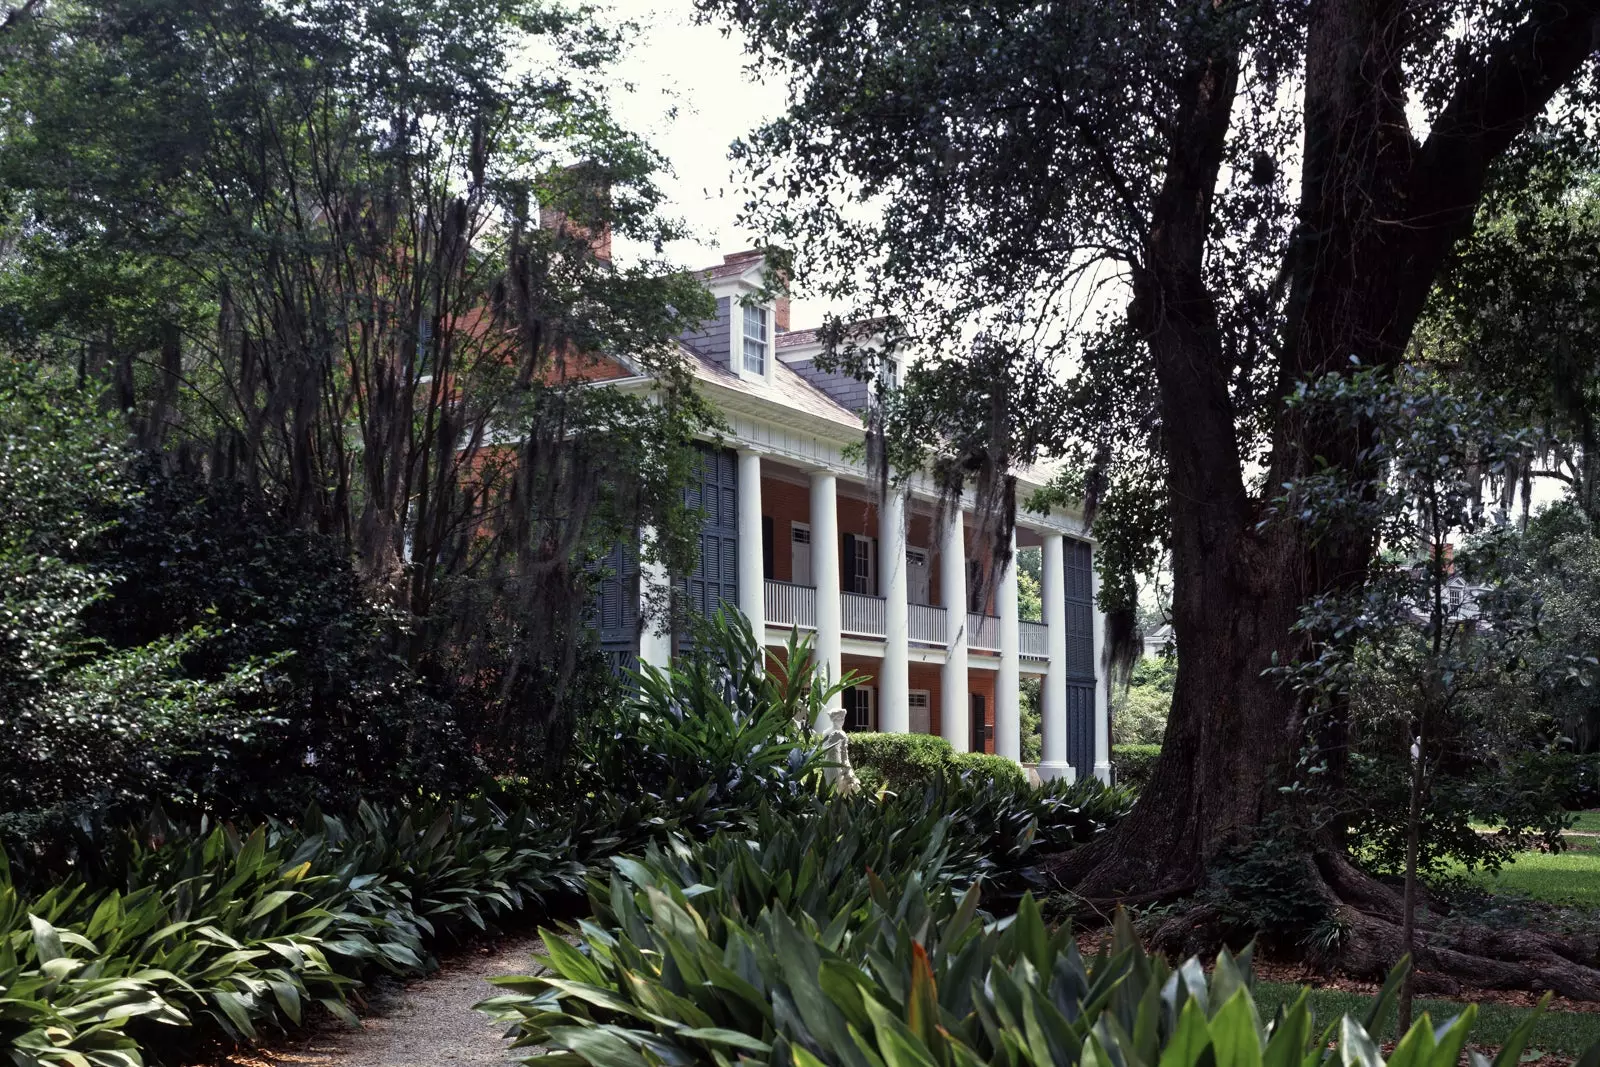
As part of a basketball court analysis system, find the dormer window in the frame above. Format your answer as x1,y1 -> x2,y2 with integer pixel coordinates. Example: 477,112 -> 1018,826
742,303 -> 769,376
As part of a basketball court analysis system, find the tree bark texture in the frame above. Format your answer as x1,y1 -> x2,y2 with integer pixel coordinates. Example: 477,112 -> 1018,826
1061,0 -> 1600,900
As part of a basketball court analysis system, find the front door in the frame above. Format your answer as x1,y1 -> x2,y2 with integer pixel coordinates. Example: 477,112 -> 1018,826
908,689 -> 932,734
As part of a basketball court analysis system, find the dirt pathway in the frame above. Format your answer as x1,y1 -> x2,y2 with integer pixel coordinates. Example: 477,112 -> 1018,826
228,935 -> 546,1067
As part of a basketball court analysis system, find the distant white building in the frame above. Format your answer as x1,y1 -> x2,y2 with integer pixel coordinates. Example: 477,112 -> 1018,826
1141,623 -> 1173,659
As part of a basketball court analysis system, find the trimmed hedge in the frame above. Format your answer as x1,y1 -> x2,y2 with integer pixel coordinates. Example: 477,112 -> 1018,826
952,751 -> 1029,789
1113,742 -> 1161,791
849,732 -> 958,792
849,733 -> 1032,791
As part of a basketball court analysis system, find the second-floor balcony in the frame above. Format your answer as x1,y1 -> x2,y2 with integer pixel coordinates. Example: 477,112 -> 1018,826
763,579 -> 1055,663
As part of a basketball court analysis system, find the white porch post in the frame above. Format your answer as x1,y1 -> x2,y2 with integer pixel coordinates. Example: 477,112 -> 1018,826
736,451 -> 766,639
879,487 -> 911,733
638,525 -> 673,671
940,509 -> 969,751
810,471 -> 843,731
1039,532 -> 1073,781
996,528 -> 1021,762
1091,555 -> 1112,783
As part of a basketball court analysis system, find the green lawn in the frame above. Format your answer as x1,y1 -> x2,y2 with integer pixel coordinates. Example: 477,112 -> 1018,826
1473,849 -> 1600,907
1255,983 -> 1600,1057
1567,810 -> 1600,834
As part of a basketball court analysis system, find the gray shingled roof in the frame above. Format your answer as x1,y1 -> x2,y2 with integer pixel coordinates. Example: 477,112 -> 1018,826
680,343 -> 864,432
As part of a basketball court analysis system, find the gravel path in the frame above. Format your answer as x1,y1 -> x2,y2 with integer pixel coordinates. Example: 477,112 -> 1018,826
228,935 -> 547,1067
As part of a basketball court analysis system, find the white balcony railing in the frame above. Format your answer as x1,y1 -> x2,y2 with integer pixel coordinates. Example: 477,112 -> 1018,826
909,602 -> 946,645
842,592 -> 887,638
967,612 -> 1000,652
764,584 -> 1051,661
765,579 -> 817,630
1020,620 -> 1049,659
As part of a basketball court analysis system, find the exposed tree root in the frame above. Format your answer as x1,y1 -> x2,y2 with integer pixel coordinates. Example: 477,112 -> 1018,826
1310,852 -> 1600,1001
1058,846 -> 1600,1001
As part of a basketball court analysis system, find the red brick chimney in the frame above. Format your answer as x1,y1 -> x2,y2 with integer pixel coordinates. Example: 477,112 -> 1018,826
540,163 -> 612,263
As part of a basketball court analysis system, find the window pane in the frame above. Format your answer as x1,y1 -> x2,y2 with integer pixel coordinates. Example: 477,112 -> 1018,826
742,304 -> 767,374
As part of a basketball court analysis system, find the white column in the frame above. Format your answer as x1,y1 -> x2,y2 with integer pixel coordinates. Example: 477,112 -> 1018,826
879,487 -> 910,733
1091,553 -> 1112,783
1039,532 -> 1073,781
638,525 -> 673,672
940,510 -> 969,751
810,471 -> 843,731
736,451 -> 766,640
996,528 -> 1021,763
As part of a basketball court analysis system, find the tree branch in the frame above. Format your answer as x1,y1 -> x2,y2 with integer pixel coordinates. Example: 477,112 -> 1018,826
0,0 -> 41,37
1406,1 -> 1600,274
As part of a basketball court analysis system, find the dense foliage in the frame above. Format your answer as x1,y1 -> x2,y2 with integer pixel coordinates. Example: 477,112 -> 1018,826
1,365 -> 269,859
0,0 -> 718,753
1111,745 -> 1161,793
0,366 -> 481,874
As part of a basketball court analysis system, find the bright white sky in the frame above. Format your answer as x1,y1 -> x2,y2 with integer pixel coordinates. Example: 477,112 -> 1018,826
602,1 -> 836,327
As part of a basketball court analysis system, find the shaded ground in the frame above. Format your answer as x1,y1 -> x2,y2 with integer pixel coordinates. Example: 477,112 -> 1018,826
218,935 -> 546,1067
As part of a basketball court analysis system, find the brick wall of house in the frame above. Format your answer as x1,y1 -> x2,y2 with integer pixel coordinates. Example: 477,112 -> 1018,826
762,477 -> 810,583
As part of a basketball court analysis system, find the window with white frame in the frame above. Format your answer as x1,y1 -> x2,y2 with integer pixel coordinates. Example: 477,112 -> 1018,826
844,685 -> 877,731
847,533 -> 877,595
742,302 -> 769,375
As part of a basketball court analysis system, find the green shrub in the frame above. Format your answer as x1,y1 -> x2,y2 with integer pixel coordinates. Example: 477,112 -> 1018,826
80,460 -> 477,823
951,751 -> 1029,789
0,366 -> 276,865
1113,742 -> 1161,791
849,732 -> 956,792
552,612 -> 837,840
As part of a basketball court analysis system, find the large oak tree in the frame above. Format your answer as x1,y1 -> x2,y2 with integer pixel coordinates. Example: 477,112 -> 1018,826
706,0 -> 1600,987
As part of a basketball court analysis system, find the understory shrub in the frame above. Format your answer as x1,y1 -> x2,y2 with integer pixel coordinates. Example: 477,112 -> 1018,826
482,845 -> 1578,1067
0,369 -> 478,871
1112,743 -> 1161,791
0,797 -> 588,1066
80,460 -> 477,822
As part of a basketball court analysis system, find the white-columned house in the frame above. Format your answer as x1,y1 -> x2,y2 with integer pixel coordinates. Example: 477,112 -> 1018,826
588,249 -> 1110,783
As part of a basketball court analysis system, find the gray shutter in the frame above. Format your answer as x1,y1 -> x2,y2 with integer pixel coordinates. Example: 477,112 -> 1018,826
1063,537 -> 1097,775
678,444 -> 741,648
589,539 -> 638,678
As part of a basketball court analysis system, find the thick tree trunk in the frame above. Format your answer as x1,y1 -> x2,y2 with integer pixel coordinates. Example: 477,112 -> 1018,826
1059,0 -> 1600,904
